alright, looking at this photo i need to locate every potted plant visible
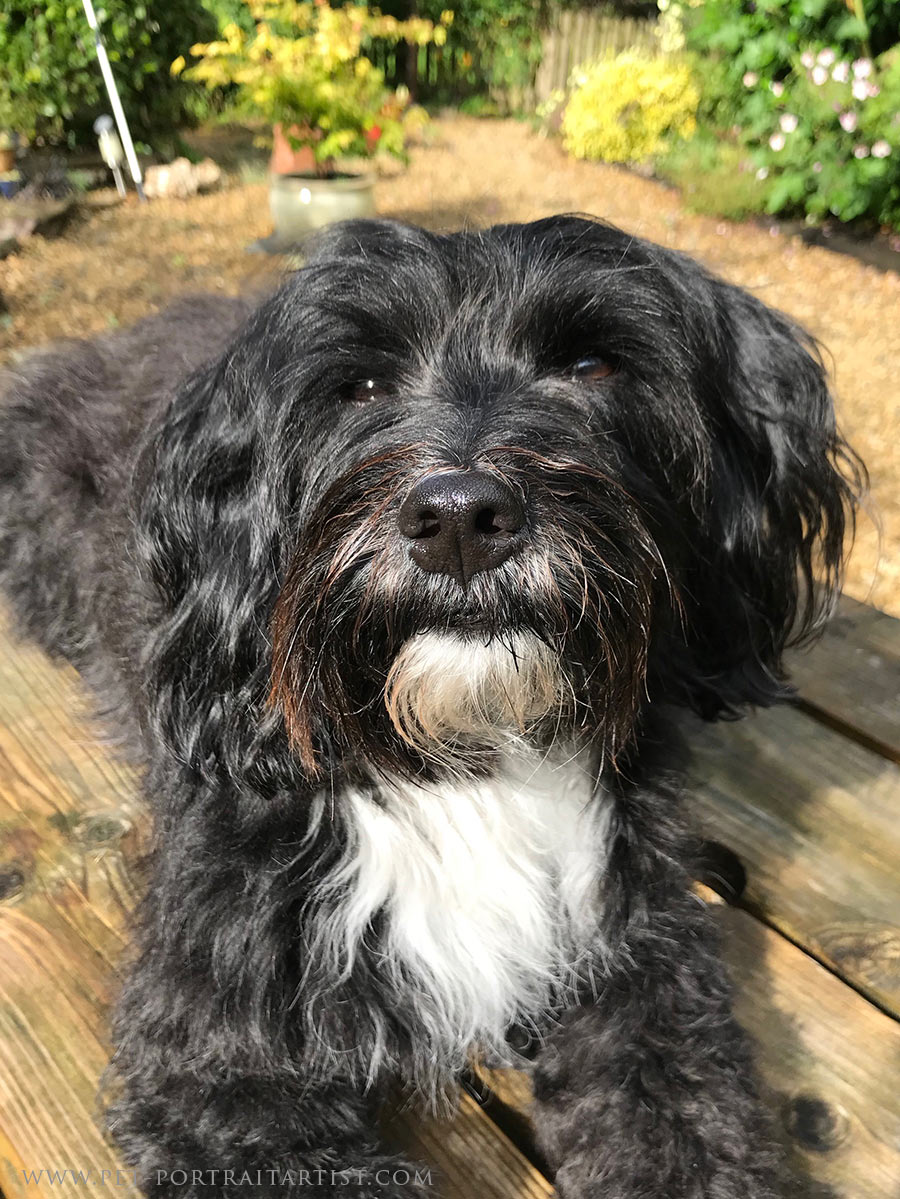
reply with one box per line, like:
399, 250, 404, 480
0, 131, 15, 175
0, 97, 18, 175
176, 0, 449, 245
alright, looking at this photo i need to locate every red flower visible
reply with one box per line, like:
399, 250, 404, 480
366, 124, 382, 148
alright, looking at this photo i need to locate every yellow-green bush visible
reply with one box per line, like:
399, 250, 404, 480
562, 51, 699, 164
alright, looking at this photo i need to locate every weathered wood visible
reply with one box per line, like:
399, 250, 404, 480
478, 902, 900, 1199
385, 1092, 554, 1199
2, 597, 899, 1195
0, 616, 553, 1199
530, 8, 660, 104
727, 904, 900, 1198
789, 593, 900, 765
686, 702, 900, 1017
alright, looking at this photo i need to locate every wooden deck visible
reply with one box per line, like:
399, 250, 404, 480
0, 595, 898, 1198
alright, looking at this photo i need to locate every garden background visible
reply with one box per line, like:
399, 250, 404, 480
1, 0, 898, 614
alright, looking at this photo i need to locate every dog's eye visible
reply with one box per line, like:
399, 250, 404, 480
345, 378, 388, 404
571, 356, 616, 382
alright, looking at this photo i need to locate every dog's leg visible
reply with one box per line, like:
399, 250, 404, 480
531, 774, 782, 1199
105, 780, 431, 1199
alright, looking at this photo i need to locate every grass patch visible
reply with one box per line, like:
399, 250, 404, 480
655, 135, 771, 221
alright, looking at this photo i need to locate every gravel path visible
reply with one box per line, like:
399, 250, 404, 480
2, 115, 897, 614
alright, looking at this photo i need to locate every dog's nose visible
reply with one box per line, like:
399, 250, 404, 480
398, 470, 526, 584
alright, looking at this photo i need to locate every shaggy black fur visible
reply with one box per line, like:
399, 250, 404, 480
0, 216, 863, 1198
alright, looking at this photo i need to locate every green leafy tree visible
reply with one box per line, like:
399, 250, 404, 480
0, 0, 216, 146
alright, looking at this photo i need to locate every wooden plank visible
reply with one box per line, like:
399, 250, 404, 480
386, 1092, 554, 1199
686, 703, 900, 1017
725, 904, 900, 1198
789, 593, 900, 765
0, 615, 551, 1198
478, 903, 900, 1199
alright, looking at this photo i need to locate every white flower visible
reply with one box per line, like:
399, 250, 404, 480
852, 79, 869, 101
780, 113, 799, 133
800, 50, 815, 69
832, 62, 850, 83
853, 144, 869, 158
817, 48, 836, 67
872, 140, 892, 158
743, 71, 759, 87
867, 84, 881, 98
812, 65, 828, 86
812, 161, 823, 173
769, 132, 786, 151
839, 111, 858, 132
756, 166, 769, 180
770, 81, 784, 97
852, 58, 872, 79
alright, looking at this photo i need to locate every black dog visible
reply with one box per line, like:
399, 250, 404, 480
0, 217, 863, 1198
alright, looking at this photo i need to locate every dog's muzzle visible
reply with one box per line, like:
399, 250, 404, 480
397, 469, 526, 586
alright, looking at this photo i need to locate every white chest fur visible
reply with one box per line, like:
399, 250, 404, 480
312, 750, 610, 1074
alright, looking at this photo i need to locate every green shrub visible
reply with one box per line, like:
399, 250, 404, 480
179, 2, 444, 171
0, 0, 216, 147
682, 0, 900, 228
655, 133, 773, 219
745, 47, 900, 227
562, 51, 698, 164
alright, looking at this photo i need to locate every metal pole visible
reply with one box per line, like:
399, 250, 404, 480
80, 0, 146, 201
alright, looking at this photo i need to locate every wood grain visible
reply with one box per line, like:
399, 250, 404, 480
789, 593, 900, 765
385, 1092, 555, 1199
478, 902, 900, 1199
721, 906, 900, 1199
0, 617, 554, 1199
686, 703, 900, 1017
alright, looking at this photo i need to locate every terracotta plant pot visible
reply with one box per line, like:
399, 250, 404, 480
0, 147, 16, 173
270, 123, 317, 176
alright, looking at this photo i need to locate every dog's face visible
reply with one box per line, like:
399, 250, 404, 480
162, 217, 860, 782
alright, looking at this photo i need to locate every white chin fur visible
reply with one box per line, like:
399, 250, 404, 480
384, 631, 566, 759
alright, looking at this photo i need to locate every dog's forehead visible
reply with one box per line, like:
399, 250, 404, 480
296, 216, 681, 363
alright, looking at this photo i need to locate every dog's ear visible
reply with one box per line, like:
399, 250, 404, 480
137, 310, 292, 796
663, 279, 865, 717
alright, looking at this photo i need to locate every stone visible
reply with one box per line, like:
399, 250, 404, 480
143, 157, 222, 200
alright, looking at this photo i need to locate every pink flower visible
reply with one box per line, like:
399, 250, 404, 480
867, 84, 881, 98
779, 113, 799, 133
832, 61, 850, 83
770, 81, 784, 97
853, 144, 869, 158
852, 79, 869, 101
839, 111, 858, 132
812, 161, 823, 173
817, 48, 836, 67
743, 71, 759, 87
872, 140, 892, 158
800, 50, 815, 69
769, 132, 786, 151
812, 65, 828, 86
852, 58, 872, 79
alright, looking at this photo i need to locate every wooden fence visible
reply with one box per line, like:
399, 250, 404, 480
532, 8, 660, 105
369, 6, 659, 112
